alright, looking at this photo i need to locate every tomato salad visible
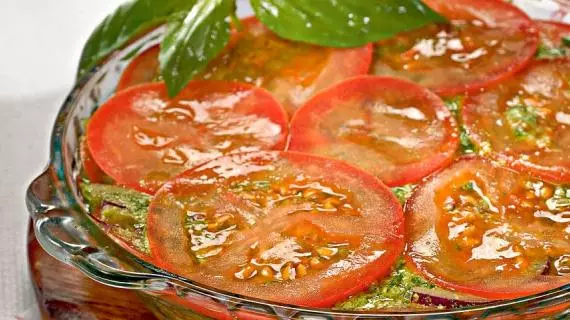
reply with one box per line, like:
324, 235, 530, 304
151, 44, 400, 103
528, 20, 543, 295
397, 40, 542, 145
79, 1, 570, 313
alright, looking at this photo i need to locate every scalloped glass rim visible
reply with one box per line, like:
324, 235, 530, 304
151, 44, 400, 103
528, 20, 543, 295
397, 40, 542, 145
27, 1, 570, 318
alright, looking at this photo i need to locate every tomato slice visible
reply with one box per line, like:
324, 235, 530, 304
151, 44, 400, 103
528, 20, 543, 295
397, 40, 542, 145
288, 76, 458, 187
79, 137, 107, 183
406, 157, 570, 300
463, 59, 570, 183
147, 151, 404, 307
87, 81, 288, 194
536, 20, 570, 58
117, 17, 372, 115
117, 45, 160, 91
371, 0, 538, 96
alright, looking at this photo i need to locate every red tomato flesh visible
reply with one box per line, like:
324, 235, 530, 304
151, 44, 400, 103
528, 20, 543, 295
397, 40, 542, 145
87, 81, 288, 194
463, 59, 570, 183
371, 0, 538, 96
406, 157, 570, 300
117, 45, 160, 91
117, 17, 372, 116
289, 76, 458, 187
147, 151, 404, 307
79, 137, 107, 183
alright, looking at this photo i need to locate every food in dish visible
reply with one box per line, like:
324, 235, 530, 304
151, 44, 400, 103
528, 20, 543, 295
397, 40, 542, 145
147, 151, 404, 307
117, 17, 372, 116
78, 0, 570, 312
289, 75, 458, 186
86, 80, 288, 194
371, 0, 538, 96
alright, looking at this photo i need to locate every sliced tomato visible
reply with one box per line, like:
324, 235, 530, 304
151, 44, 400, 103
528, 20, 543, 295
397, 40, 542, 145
147, 151, 404, 307
536, 20, 570, 58
117, 45, 160, 91
371, 0, 538, 96
463, 59, 570, 183
87, 81, 288, 194
288, 76, 458, 187
117, 17, 372, 115
79, 137, 107, 183
406, 156, 570, 300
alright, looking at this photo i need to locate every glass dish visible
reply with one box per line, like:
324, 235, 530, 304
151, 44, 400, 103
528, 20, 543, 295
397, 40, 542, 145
26, 1, 570, 319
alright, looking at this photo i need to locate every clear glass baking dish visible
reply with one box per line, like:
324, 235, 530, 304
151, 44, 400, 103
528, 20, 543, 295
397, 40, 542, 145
26, 0, 570, 319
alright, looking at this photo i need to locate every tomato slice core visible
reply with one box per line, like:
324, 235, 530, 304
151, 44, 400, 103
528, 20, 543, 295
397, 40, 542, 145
87, 81, 288, 194
147, 151, 404, 307
371, 0, 538, 96
289, 76, 458, 187
117, 17, 372, 115
406, 157, 570, 299
463, 59, 570, 183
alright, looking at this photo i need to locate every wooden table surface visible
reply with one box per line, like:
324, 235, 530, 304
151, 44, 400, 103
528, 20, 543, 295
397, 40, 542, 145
27, 226, 157, 320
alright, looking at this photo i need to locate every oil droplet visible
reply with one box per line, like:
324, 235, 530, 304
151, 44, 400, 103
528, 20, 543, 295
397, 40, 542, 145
133, 126, 175, 149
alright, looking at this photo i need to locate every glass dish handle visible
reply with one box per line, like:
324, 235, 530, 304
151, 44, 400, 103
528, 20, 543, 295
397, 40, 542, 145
25, 167, 327, 319
26, 165, 175, 292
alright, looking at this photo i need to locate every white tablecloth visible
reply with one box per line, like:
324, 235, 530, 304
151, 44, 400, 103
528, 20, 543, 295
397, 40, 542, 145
0, 0, 567, 319
0, 2, 124, 319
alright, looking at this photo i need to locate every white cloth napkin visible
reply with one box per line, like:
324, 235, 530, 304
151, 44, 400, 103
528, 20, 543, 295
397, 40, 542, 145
0, 0, 566, 319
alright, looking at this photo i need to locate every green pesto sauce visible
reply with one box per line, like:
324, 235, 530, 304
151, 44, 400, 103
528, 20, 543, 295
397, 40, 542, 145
444, 97, 478, 155
229, 179, 271, 192
536, 44, 568, 59
335, 260, 435, 310
80, 181, 443, 310
391, 184, 415, 205
536, 35, 570, 59
504, 104, 538, 140
80, 182, 151, 253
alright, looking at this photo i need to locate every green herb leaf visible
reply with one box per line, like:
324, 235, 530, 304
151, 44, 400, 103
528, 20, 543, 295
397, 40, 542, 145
250, 0, 446, 48
159, 0, 233, 97
77, 0, 196, 78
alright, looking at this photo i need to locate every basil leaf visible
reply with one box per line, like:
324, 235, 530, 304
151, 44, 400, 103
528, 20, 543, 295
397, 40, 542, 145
249, 0, 446, 48
77, 0, 196, 78
159, 0, 233, 97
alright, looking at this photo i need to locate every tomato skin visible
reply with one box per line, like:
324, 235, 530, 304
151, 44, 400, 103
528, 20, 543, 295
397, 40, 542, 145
147, 151, 404, 307
289, 75, 458, 187
372, 0, 538, 97
79, 138, 107, 183
117, 45, 160, 91
87, 81, 288, 194
463, 59, 570, 184
405, 156, 570, 300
